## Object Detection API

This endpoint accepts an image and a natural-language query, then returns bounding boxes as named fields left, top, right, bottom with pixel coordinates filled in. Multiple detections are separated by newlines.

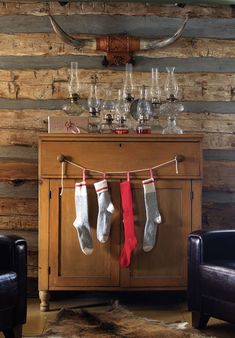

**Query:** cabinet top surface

left=39, top=133, right=203, bottom=142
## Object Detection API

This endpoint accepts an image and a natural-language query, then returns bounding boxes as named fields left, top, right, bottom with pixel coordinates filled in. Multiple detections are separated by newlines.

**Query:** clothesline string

left=64, top=157, right=178, bottom=176
left=59, top=156, right=179, bottom=196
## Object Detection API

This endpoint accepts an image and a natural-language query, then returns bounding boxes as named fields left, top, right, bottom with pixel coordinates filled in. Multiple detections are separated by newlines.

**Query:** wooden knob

left=175, top=154, right=185, bottom=162
left=57, top=154, right=66, bottom=162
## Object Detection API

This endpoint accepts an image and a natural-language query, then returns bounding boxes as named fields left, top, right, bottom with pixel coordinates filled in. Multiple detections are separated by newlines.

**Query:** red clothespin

left=127, top=172, right=130, bottom=182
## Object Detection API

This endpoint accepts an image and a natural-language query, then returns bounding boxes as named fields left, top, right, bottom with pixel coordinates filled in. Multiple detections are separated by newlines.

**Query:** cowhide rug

left=37, top=301, right=215, bottom=338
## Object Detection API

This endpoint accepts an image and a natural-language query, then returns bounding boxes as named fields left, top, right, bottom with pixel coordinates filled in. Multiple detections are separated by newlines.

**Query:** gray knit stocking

left=94, top=179, right=114, bottom=243
left=142, top=178, right=161, bottom=252
left=73, top=181, right=93, bottom=255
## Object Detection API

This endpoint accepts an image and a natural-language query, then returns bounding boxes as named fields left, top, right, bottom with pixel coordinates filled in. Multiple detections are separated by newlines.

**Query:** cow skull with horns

left=49, top=15, right=188, bottom=66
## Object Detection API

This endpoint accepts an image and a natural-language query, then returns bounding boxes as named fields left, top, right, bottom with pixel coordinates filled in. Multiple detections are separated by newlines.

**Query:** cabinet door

left=49, top=179, right=120, bottom=288
left=120, top=180, right=192, bottom=288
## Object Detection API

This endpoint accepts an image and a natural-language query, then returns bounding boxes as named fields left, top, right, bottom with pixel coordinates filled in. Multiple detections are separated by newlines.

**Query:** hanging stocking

left=142, top=177, right=161, bottom=252
left=120, top=177, right=137, bottom=268
left=73, top=173, right=93, bottom=255
left=94, top=179, right=115, bottom=243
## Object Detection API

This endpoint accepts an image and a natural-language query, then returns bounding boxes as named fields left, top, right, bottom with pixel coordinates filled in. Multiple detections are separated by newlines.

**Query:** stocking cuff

left=94, top=179, right=108, bottom=193
left=142, top=178, right=156, bottom=193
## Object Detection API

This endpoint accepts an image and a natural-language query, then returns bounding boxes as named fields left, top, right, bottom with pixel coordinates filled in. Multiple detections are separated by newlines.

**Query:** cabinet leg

left=39, top=290, right=50, bottom=312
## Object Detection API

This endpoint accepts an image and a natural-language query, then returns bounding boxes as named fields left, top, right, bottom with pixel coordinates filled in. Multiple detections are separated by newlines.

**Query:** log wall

left=0, top=2, right=235, bottom=279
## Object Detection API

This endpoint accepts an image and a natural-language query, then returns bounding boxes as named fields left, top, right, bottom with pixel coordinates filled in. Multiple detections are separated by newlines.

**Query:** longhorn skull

left=49, top=15, right=188, bottom=66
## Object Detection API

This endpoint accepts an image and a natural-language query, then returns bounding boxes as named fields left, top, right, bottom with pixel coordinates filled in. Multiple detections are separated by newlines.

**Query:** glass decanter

left=161, top=67, right=183, bottom=134
left=62, top=62, right=83, bottom=115
left=150, top=68, right=162, bottom=133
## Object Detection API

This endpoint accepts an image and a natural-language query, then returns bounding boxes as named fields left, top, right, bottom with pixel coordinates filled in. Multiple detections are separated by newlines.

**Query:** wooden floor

left=1, top=292, right=235, bottom=338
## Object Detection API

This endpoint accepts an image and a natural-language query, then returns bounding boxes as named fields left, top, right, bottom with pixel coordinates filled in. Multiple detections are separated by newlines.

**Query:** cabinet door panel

left=49, top=179, right=120, bottom=287
left=120, top=180, right=191, bottom=288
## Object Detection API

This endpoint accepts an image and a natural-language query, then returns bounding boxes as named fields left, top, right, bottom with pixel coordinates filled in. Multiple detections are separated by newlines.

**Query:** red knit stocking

left=120, top=180, right=137, bottom=268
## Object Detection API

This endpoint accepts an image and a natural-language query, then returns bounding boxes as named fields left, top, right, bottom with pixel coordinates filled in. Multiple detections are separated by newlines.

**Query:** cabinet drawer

left=39, top=135, right=202, bottom=179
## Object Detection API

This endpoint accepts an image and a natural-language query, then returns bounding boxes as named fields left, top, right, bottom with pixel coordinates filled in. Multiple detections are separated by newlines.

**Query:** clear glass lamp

left=135, top=86, right=152, bottom=134
left=87, top=82, right=101, bottom=133
left=62, top=62, right=84, bottom=115
left=160, top=67, right=184, bottom=134
left=100, top=88, right=117, bottom=134
left=150, top=68, right=163, bottom=134
left=114, top=89, right=130, bottom=134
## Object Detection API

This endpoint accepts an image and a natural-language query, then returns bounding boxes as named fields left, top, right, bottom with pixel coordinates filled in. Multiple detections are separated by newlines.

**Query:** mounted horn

left=140, top=16, right=188, bottom=50
left=49, top=15, right=96, bottom=50
left=49, top=15, right=188, bottom=66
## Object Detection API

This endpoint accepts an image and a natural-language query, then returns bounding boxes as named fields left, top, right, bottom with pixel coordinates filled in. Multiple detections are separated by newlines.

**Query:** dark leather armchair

left=0, top=235, right=27, bottom=338
left=188, top=229, right=235, bottom=329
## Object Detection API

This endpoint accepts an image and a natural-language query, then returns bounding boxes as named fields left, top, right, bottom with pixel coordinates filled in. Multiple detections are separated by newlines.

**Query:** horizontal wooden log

left=0, top=129, right=43, bottom=146
left=1, top=33, right=235, bottom=59
left=175, top=112, right=235, bottom=134
left=0, top=109, right=62, bottom=130
left=0, top=99, right=234, bottom=113
left=0, top=3, right=232, bottom=18
left=1, top=15, right=235, bottom=40
left=204, top=149, right=235, bottom=161
left=0, top=158, right=37, bottom=180
left=202, top=202, right=235, bottom=228
left=0, top=182, right=38, bottom=199
left=203, top=160, right=235, bottom=192
left=0, top=215, right=37, bottom=230
left=0, top=198, right=37, bottom=216
left=0, top=145, right=37, bottom=159
left=3, top=56, right=235, bottom=74
left=0, top=69, right=234, bottom=101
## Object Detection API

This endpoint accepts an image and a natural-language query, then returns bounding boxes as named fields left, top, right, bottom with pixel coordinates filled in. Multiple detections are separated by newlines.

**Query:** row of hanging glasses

left=62, top=62, right=184, bottom=134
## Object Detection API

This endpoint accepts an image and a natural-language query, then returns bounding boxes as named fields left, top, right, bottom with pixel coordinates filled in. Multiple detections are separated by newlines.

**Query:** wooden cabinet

left=38, top=134, right=203, bottom=311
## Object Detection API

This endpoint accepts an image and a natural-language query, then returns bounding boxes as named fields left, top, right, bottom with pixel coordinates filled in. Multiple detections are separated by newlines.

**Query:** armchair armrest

left=189, top=229, right=235, bottom=263
left=188, top=229, right=235, bottom=311
left=0, top=234, right=27, bottom=323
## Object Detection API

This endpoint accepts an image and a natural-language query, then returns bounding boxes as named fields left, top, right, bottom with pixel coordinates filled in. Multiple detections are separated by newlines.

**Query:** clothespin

left=127, top=172, right=130, bottom=182
left=82, top=168, right=86, bottom=182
